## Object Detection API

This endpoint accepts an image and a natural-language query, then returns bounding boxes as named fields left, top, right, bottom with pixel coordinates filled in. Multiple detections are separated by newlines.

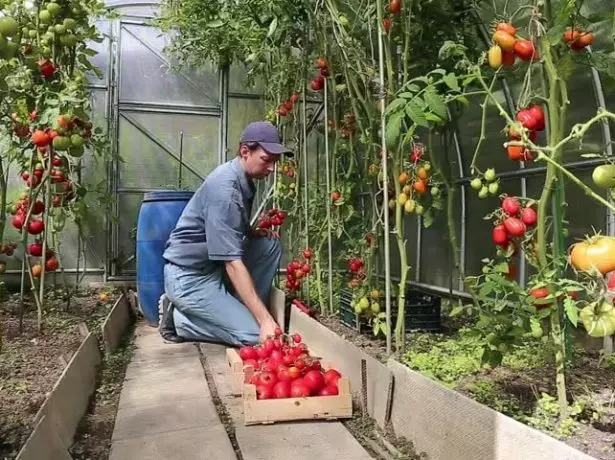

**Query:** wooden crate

left=242, top=378, right=353, bottom=425
left=226, top=347, right=248, bottom=396
left=225, top=348, right=353, bottom=425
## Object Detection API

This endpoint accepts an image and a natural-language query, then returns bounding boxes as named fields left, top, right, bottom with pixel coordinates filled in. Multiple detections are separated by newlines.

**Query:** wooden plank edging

left=101, top=293, right=134, bottom=355
left=288, top=305, right=596, bottom=460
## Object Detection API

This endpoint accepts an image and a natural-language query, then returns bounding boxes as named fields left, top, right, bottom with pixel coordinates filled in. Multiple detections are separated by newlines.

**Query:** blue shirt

left=163, top=158, right=255, bottom=269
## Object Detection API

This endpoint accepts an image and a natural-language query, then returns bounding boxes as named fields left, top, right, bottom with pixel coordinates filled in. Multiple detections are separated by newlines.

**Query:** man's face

left=241, top=145, right=279, bottom=179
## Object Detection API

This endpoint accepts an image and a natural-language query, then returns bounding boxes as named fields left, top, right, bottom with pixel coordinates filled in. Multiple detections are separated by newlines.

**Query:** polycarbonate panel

left=116, top=193, right=143, bottom=274
left=114, top=5, right=159, bottom=17
left=119, top=24, right=218, bottom=106
left=85, top=20, right=110, bottom=85
left=522, top=170, right=607, bottom=282
left=457, top=91, right=523, bottom=175
left=229, top=63, right=266, bottom=95
left=419, top=187, right=462, bottom=290
left=227, top=97, right=266, bottom=155
left=125, top=111, right=218, bottom=185
left=118, top=115, right=199, bottom=189
left=560, top=71, right=603, bottom=163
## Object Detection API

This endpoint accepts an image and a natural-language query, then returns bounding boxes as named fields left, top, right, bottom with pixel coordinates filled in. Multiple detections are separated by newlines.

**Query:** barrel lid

left=143, top=190, right=195, bottom=202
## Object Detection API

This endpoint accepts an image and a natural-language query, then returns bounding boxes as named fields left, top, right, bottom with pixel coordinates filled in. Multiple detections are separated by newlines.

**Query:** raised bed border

left=287, top=305, right=597, bottom=460
left=15, top=293, right=134, bottom=460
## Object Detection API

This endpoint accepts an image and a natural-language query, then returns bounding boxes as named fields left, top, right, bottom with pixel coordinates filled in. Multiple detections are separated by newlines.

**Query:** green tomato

left=46, top=2, right=62, bottom=16
left=592, top=164, right=615, bottom=189
left=370, top=302, right=381, bottom=314
left=488, top=182, right=499, bottom=195
left=470, top=178, right=482, bottom=190
left=484, top=168, right=496, bottom=182
left=39, top=10, right=52, bottom=24
left=63, top=18, right=77, bottom=30
left=338, top=15, right=349, bottom=26
left=0, top=17, right=19, bottom=37
left=414, top=204, right=424, bottom=215
left=54, top=24, right=66, bottom=35
left=531, top=327, right=544, bottom=339
left=358, top=296, right=370, bottom=311
left=430, top=186, right=440, bottom=196
left=478, top=186, right=489, bottom=199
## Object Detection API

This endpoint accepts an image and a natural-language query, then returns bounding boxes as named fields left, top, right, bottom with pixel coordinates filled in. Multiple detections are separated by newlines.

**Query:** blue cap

left=239, top=121, right=293, bottom=156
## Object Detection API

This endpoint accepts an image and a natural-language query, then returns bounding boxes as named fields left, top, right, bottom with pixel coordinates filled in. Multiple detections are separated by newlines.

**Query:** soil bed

left=0, top=287, right=121, bottom=460
left=318, top=313, right=615, bottom=460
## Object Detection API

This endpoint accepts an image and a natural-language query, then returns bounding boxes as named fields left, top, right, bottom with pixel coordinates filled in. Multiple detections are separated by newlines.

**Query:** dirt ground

left=0, top=287, right=123, bottom=460
left=318, top=314, right=615, bottom=460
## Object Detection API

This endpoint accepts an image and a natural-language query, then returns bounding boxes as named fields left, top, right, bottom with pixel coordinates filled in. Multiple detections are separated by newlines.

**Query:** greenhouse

left=1, top=0, right=615, bottom=459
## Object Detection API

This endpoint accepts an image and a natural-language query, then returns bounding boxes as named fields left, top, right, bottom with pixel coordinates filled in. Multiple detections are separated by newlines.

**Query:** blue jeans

left=163, top=237, right=281, bottom=346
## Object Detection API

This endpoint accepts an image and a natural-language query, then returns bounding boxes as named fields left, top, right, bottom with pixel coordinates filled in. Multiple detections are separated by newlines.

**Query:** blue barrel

left=136, top=190, right=194, bottom=326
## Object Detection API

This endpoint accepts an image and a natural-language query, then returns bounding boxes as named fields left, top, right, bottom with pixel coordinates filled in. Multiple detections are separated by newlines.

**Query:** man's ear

left=238, top=144, right=249, bottom=158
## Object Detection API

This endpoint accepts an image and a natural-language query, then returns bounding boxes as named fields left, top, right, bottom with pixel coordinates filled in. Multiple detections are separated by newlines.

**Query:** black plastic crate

left=339, top=288, right=441, bottom=334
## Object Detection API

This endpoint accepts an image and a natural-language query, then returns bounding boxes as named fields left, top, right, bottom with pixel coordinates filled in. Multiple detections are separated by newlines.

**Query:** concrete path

left=108, top=324, right=236, bottom=460
left=109, top=323, right=373, bottom=460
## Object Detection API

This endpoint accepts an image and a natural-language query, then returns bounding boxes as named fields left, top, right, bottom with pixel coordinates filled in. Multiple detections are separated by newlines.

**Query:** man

left=158, top=121, right=292, bottom=346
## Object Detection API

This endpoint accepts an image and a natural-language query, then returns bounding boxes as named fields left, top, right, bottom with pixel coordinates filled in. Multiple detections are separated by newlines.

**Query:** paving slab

left=200, top=342, right=374, bottom=460
left=112, top=398, right=221, bottom=442
left=109, top=322, right=236, bottom=460
left=109, top=425, right=233, bottom=460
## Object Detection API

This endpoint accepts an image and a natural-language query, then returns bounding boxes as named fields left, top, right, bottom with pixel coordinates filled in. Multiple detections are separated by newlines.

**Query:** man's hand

left=259, top=316, right=279, bottom=343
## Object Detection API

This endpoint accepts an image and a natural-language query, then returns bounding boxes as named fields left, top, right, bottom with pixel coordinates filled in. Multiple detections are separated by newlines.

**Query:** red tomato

left=492, top=224, right=509, bottom=246
left=273, top=380, right=291, bottom=399
left=504, top=217, right=526, bottom=237
left=239, top=345, right=258, bottom=361
left=520, top=207, right=537, bottom=226
left=501, top=196, right=521, bottom=216
left=324, top=369, right=342, bottom=387
left=513, top=39, right=536, bottom=61
left=256, top=384, right=274, bottom=400
left=318, top=385, right=339, bottom=396
left=290, top=379, right=311, bottom=397
left=303, top=370, right=325, bottom=394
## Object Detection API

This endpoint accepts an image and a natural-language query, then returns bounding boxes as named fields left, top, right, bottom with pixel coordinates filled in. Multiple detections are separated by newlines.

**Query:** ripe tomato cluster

left=505, top=105, right=545, bottom=162
left=346, top=256, right=366, bottom=288
left=382, top=0, right=401, bottom=34
left=563, top=27, right=594, bottom=51
left=256, top=208, right=287, bottom=230
left=239, top=329, right=343, bottom=400
left=488, top=22, right=538, bottom=69
left=310, top=56, right=329, bottom=92
left=491, top=196, right=537, bottom=249
left=276, top=91, right=300, bottom=117
left=391, top=143, right=442, bottom=215
left=285, top=248, right=312, bottom=293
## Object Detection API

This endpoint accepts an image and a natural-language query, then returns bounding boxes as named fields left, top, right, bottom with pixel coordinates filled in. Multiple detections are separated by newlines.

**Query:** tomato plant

left=0, top=0, right=113, bottom=342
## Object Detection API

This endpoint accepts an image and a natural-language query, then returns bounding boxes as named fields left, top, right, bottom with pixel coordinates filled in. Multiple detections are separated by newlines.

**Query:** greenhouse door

left=106, top=6, right=224, bottom=278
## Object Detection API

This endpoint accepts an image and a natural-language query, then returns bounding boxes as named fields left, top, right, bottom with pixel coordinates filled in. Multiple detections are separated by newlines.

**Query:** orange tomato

left=32, top=264, right=42, bottom=277
left=398, top=172, right=409, bottom=185
left=417, top=167, right=429, bottom=180
left=413, top=180, right=427, bottom=195
left=492, top=30, right=516, bottom=52
left=496, top=22, right=517, bottom=37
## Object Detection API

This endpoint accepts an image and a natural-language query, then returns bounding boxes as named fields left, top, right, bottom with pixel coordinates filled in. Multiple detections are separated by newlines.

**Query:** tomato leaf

left=398, top=92, right=415, bottom=99
left=422, top=211, right=433, bottom=228
left=442, top=73, right=459, bottom=91
left=481, top=348, right=503, bottom=367
left=385, top=98, right=407, bottom=115
left=385, top=111, right=403, bottom=149
left=424, top=88, right=448, bottom=120
left=405, top=100, right=429, bottom=128
left=564, top=297, right=578, bottom=327
left=450, top=305, right=464, bottom=317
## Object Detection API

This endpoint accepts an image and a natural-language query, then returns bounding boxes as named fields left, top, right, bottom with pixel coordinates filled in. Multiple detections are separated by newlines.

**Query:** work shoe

left=158, top=294, right=184, bottom=343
